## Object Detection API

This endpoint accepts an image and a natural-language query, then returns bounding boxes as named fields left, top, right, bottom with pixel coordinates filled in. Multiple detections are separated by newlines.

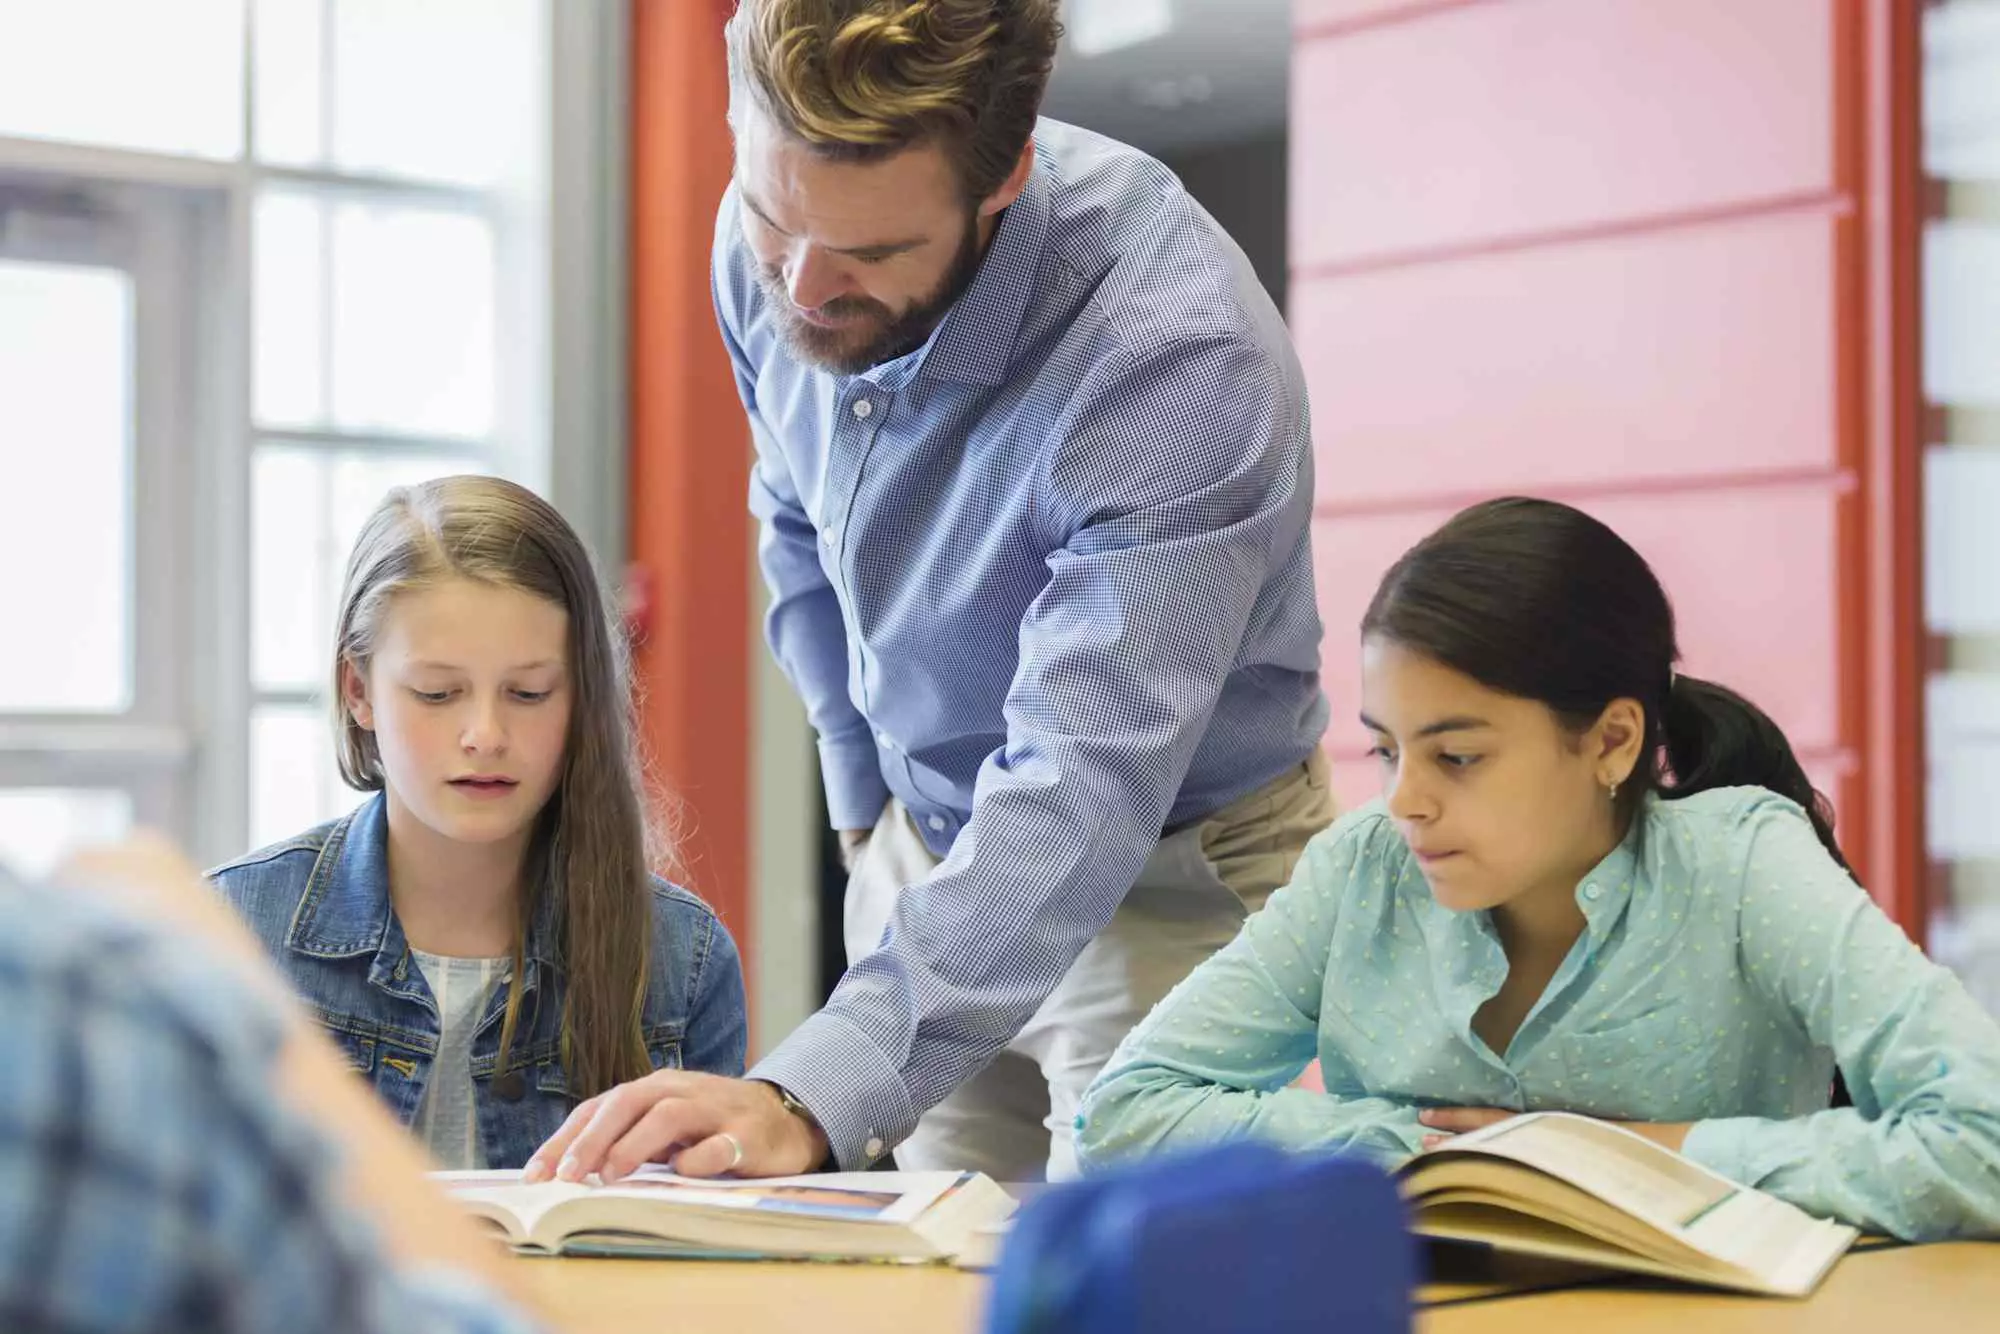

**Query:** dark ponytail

left=1660, top=675, right=1848, bottom=873
left=1362, top=497, right=1851, bottom=874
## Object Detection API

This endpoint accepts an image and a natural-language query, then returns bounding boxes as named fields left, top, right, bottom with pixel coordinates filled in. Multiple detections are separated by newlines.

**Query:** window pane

left=1926, top=2, right=2000, bottom=181
left=334, top=0, right=541, bottom=189
left=251, top=0, right=326, bottom=167
left=255, top=193, right=496, bottom=437
left=0, top=0, right=244, bottom=158
left=0, top=260, right=132, bottom=712
left=1925, top=448, right=2000, bottom=635
left=331, top=201, right=496, bottom=437
left=1925, top=222, right=2000, bottom=409
left=250, top=702, right=362, bottom=848
left=251, top=448, right=328, bottom=691
left=250, top=0, right=541, bottom=188
left=1924, top=1, right=2000, bottom=1017
left=253, top=192, right=328, bottom=429
left=253, top=446, right=486, bottom=692
left=0, top=789, right=131, bottom=881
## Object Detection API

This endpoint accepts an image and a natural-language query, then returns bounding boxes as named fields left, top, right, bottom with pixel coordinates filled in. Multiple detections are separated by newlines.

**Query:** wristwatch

left=758, top=1079, right=820, bottom=1131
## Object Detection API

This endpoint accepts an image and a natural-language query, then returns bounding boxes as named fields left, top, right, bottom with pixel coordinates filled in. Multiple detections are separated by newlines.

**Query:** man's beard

left=758, top=211, right=986, bottom=375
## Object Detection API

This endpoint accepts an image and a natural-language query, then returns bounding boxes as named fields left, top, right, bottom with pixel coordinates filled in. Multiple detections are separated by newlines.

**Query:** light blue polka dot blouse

left=1076, top=787, right=2000, bottom=1241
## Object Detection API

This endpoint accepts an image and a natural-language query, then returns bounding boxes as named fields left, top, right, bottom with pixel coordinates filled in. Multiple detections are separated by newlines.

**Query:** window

left=0, top=0, right=621, bottom=872
left=0, top=183, right=200, bottom=877
left=0, top=790, right=133, bottom=881
left=0, top=0, right=245, bottom=160
left=1923, top=0, right=2000, bottom=1013
left=237, top=1, right=552, bottom=847
left=251, top=0, right=541, bottom=190
left=0, top=257, right=133, bottom=714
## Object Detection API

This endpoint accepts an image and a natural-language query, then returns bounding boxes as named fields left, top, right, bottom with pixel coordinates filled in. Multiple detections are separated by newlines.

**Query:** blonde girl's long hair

left=333, top=475, right=655, bottom=1097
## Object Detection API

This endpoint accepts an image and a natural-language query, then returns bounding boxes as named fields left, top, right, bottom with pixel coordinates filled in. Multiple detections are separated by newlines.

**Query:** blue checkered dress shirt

left=717, top=118, right=1328, bottom=1167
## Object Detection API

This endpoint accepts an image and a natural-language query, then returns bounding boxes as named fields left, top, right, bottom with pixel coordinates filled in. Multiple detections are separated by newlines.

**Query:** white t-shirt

left=409, top=949, right=511, bottom=1171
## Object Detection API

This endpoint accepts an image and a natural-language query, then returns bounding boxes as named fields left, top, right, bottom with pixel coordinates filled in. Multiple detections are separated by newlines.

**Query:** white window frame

left=0, top=167, right=222, bottom=859
left=0, top=0, right=625, bottom=868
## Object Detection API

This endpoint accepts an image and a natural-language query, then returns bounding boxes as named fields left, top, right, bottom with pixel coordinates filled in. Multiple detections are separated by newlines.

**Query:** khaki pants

left=842, top=750, right=1335, bottom=1182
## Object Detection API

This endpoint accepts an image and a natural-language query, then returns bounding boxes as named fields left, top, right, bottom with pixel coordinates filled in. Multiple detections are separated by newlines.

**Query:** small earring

left=1607, top=780, right=1620, bottom=803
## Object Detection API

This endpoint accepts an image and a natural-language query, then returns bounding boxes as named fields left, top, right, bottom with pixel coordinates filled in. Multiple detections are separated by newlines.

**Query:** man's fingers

left=527, top=1072, right=824, bottom=1184
left=524, top=1096, right=600, bottom=1183
left=602, top=1097, right=720, bottom=1182
left=556, top=1071, right=692, bottom=1181
left=671, top=1130, right=748, bottom=1180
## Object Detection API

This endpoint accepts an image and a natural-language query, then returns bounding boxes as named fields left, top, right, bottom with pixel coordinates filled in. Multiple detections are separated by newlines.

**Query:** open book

left=1400, top=1112, right=1858, bottom=1296
left=436, top=1166, right=1017, bottom=1264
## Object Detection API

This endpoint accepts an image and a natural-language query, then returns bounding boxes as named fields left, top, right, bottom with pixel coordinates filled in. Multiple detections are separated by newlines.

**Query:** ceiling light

left=1068, top=0, right=1173, bottom=58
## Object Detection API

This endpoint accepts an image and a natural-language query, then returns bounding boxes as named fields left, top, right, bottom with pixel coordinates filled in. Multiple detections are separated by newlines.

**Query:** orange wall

left=628, top=1, right=755, bottom=958
left=1291, top=0, right=1922, bottom=925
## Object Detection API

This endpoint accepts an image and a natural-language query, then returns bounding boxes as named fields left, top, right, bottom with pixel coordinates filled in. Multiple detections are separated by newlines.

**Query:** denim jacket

left=210, top=794, right=748, bottom=1169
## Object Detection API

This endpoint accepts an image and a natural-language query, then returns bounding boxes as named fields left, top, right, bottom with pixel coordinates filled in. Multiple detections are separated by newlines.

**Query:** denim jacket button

left=492, top=1071, right=527, bottom=1102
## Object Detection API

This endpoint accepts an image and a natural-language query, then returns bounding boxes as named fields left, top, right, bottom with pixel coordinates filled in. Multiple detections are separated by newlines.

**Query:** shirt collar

left=1576, top=798, right=1647, bottom=933
left=285, top=792, right=560, bottom=980
left=890, top=133, right=1052, bottom=390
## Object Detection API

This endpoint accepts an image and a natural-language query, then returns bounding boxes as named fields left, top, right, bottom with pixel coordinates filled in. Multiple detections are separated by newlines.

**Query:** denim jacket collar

left=284, top=792, right=561, bottom=996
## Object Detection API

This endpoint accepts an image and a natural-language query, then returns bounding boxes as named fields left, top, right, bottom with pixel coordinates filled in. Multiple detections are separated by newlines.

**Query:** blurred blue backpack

left=984, top=1141, right=1414, bottom=1334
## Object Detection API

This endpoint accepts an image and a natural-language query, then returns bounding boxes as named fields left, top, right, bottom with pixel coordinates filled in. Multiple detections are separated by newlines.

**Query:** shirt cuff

left=1679, top=1118, right=1758, bottom=1186
left=749, top=1008, right=918, bottom=1171
left=817, top=732, right=891, bottom=831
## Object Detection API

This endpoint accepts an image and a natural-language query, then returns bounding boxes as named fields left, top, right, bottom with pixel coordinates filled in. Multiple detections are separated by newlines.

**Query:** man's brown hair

left=727, top=0, right=1063, bottom=202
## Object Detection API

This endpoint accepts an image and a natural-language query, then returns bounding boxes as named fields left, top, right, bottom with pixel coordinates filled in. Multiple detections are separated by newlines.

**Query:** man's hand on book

left=524, top=1072, right=833, bottom=1184
left=1418, top=1107, right=1691, bottom=1154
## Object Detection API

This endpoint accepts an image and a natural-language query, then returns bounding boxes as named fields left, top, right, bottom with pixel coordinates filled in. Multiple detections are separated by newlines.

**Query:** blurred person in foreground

left=0, top=838, right=549, bottom=1334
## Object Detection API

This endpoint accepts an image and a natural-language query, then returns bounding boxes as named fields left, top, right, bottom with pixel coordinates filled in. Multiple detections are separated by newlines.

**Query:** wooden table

left=1420, top=1242, right=2000, bottom=1332
left=521, top=1257, right=987, bottom=1333
left=520, top=1240, right=2000, bottom=1333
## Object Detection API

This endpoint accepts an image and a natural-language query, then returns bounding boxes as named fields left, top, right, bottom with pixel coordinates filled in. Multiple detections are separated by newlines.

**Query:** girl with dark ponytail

left=1078, top=497, right=2000, bottom=1242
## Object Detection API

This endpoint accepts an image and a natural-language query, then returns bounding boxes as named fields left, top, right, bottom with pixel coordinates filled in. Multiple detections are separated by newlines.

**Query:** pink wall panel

left=1292, top=0, right=1837, bottom=269
left=1290, top=0, right=1903, bottom=920
left=1294, top=0, right=1470, bottom=34
left=1310, top=483, right=1846, bottom=761
left=1315, top=510, right=1438, bottom=758
left=1295, top=212, right=1843, bottom=507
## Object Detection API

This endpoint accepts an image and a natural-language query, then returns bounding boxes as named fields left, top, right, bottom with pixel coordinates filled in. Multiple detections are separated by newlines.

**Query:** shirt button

left=823, top=525, right=840, bottom=548
left=1583, top=883, right=1603, bottom=902
left=852, top=399, right=873, bottom=420
left=492, top=1071, right=526, bottom=1102
left=927, top=815, right=947, bottom=833
left=875, top=729, right=895, bottom=750
left=865, top=1136, right=885, bottom=1160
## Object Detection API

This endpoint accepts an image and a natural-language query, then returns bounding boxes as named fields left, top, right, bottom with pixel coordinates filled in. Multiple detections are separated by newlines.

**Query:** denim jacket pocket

left=328, top=1029, right=378, bottom=1076
left=644, top=1022, right=685, bottom=1073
